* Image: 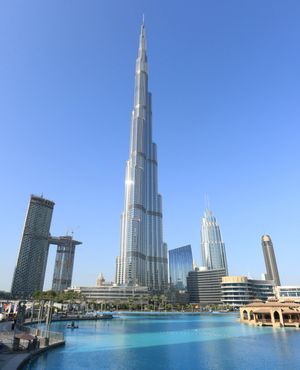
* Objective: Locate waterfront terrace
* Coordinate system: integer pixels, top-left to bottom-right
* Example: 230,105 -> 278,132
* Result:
240,298 -> 300,327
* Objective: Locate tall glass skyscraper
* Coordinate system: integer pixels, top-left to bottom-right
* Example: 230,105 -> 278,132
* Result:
116,22 -> 168,291
261,234 -> 281,286
169,245 -> 193,289
201,208 -> 228,275
11,195 -> 54,298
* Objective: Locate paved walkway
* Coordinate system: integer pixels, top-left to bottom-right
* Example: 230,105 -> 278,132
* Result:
0,352 -> 29,370
0,321 -> 25,370
0,321 -> 64,370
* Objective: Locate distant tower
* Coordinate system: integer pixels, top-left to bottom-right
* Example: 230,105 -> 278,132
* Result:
116,21 -> 168,291
96,273 -> 105,287
169,245 -> 193,289
261,235 -> 281,286
49,235 -> 82,292
11,195 -> 54,298
201,208 -> 228,274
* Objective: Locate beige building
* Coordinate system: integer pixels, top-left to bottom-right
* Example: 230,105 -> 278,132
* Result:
240,298 -> 300,328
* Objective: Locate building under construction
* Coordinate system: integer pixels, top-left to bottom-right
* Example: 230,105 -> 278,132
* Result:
49,235 -> 82,292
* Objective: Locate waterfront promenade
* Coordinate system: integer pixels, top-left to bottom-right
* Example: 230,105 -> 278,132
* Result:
0,321 -> 64,370
0,321 -> 28,370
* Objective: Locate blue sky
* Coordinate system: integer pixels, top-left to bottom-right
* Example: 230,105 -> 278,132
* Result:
1,1 -> 300,291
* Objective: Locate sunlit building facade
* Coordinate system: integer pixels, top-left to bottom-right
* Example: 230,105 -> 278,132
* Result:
66,285 -> 149,303
116,22 -> 168,291
221,276 -> 275,306
261,235 -> 281,286
274,286 -> 300,302
201,208 -> 228,274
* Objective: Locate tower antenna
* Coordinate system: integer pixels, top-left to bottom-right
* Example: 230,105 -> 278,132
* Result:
204,194 -> 211,212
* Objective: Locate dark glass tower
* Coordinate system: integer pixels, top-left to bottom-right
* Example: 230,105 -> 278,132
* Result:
169,245 -> 193,289
49,235 -> 82,292
11,195 -> 54,298
116,22 -> 168,291
261,235 -> 281,286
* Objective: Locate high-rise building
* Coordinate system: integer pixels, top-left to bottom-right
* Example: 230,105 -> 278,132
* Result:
11,195 -> 54,298
261,235 -> 281,286
201,208 -> 228,274
169,245 -> 193,289
50,235 -> 82,292
116,22 -> 168,291
187,267 -> 227,306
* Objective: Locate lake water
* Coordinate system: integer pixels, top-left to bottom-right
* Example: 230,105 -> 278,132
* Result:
25,313 -> 300,370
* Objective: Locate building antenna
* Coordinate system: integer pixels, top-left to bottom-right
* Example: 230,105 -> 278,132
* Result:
204,193 -> 211,212
142,13 -> 145,25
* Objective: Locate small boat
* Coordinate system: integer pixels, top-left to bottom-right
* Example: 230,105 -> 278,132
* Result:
67,321 -> 79,329
67,324 -> 79,329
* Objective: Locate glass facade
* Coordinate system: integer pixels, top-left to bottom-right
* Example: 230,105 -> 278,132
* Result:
50,236 -> 82,292
274,286 -> 300,300
116,23 -> 168,291
169,245 -> 193,289
201,209 -> 228,274
221,276 -> 275,306
11,195 -> 54,298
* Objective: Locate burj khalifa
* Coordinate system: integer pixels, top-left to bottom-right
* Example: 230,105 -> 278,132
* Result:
116,22 -> 168,291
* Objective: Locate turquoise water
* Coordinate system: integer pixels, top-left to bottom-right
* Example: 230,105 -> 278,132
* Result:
25,313 -> 300,370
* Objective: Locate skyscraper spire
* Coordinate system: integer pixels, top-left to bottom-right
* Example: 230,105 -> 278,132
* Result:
116,23 -> 168,291
201,207 -> 228,275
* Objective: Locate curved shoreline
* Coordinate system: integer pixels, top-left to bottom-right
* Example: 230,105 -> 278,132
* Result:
17,341 -> 65,370
0,340 -> 65,370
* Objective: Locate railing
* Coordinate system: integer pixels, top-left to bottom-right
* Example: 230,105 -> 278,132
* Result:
0,331 -> 14,351
283,319 -> 300,324
18,325 -> 64,345
35,329 -> 64,345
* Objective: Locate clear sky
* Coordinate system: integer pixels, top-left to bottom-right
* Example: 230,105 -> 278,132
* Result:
1,0 -> 300,291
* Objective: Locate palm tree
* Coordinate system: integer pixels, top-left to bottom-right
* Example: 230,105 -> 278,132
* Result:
142,295 -> 149,311
128,297 -> 134,311
152,295 -> 158,311
159,294 -> 167,311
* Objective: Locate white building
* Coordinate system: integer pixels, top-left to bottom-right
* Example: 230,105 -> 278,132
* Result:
274,286 -> 300,302
221,276 -> 275,306
66,285 -> 149,303
201,208 -> 228,275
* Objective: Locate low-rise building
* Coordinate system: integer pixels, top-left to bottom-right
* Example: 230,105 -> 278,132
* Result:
65,285 -> 149,303
240,298 -> 300,327
221,276 -> 275,306
167,289 -> 190,305
187,268 -> 226,306
274,286 -> 300,302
